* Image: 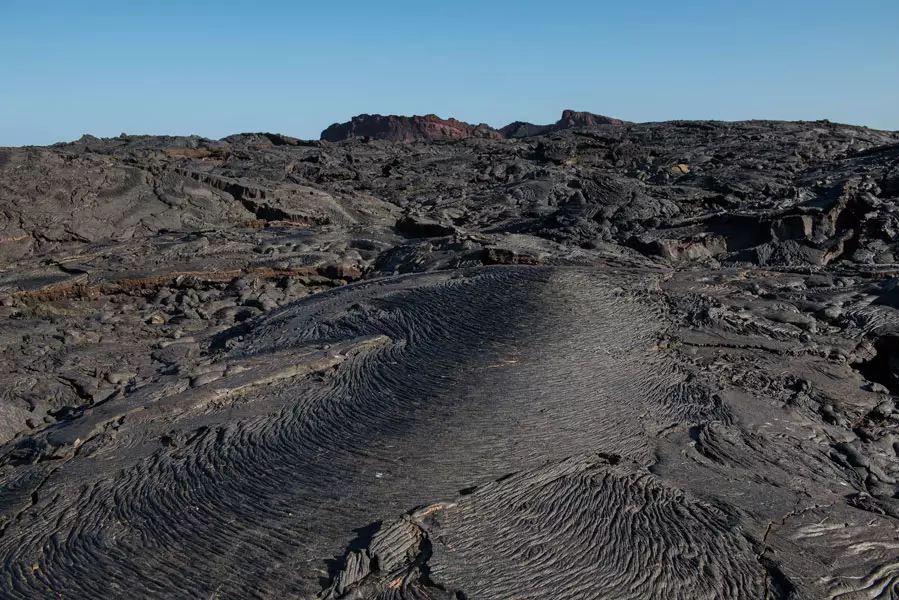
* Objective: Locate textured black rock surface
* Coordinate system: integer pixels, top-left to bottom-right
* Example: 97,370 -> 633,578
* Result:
1,117 -> 899,599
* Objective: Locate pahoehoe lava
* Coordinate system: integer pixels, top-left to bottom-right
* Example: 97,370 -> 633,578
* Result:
0,267 -> 700,597
1,112 -> 899,599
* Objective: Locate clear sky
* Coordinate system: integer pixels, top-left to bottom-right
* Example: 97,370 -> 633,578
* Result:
1,0 -> 897,146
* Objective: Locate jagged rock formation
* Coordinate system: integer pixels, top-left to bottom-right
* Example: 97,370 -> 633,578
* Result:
501,108 -> 627,138
321,110 -> 628,143
320,113 -> 504,142
1,115 -> 899,599
556,108 -> 626,128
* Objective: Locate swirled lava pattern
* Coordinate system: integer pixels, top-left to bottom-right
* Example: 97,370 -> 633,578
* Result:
2,265 -> 895,598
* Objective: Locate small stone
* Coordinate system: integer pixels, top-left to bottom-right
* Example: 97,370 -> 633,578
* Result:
870,382 -> 890,394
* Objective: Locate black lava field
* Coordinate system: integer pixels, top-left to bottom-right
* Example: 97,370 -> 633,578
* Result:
1,114 -> 899,599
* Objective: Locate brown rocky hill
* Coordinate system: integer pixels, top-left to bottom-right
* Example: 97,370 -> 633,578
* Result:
320,113 -> 504,142
322,110 -> 628,142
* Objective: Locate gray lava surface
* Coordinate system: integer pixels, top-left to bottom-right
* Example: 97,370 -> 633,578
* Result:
1,115 -> 899,599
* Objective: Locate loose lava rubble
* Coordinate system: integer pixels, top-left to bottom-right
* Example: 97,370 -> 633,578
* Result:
1,110 -> 899,599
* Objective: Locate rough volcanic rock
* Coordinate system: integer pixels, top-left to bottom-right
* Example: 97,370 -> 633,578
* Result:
498,120 -> 555,138
320,113 -> 504,142
0,115 -> 898,599
501,108 -> 627,138
556,108 -> 626,128
394,214 -> 457,238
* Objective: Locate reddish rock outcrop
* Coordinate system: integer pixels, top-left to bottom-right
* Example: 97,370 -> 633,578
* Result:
323,110 -> 627,143
321,114 -> 504,142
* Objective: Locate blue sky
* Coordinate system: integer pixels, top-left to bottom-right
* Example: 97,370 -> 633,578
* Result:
1,0 -> 897,146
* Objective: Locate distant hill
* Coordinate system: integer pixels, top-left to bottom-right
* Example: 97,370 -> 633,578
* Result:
321,109 -> 628,142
